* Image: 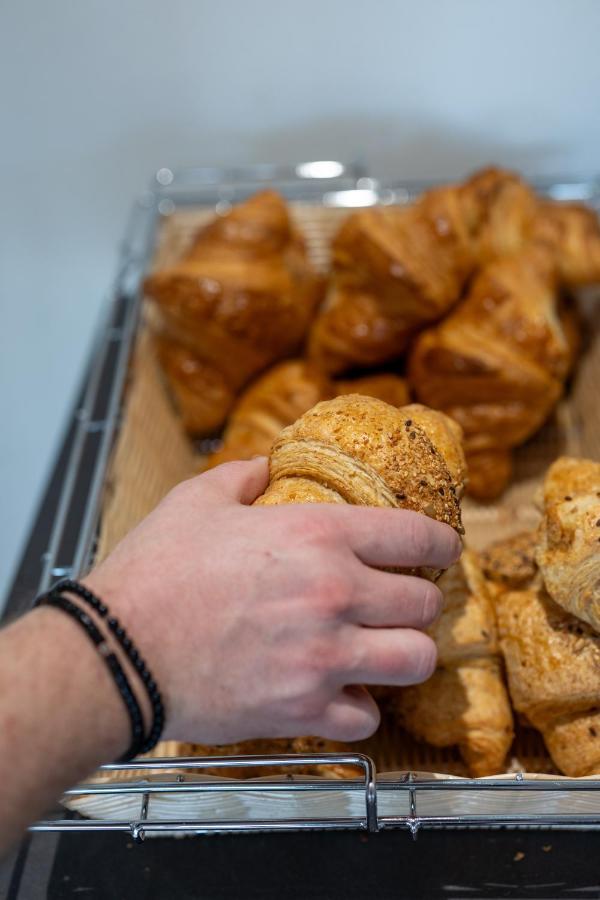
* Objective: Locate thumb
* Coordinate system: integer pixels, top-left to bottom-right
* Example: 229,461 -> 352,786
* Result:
200,457 -> 270,505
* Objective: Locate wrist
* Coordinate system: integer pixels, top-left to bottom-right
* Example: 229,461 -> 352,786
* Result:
81,569 -> 173,742
26,606 -> 131,768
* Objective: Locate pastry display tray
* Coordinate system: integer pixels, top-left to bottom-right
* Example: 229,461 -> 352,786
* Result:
28,162 -> 600,837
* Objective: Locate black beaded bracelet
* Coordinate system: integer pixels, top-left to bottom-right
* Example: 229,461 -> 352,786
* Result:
34,593 -> 145,761
49,579 -> 165,755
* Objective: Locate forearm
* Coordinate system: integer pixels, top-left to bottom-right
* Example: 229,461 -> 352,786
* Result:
0,607 -> 129,854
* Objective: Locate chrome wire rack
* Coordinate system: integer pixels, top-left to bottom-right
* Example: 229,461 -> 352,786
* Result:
30,755 -> 600,839
27,162 -> 600,837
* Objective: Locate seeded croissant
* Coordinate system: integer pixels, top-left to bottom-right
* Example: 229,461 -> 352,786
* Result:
252,393 -> 466,764
255,395 -> 466,572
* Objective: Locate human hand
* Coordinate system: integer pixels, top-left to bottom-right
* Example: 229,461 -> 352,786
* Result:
86,458 -> 461,749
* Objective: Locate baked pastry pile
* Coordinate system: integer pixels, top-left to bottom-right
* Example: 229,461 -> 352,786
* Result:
145,167 -> 600,501
484,457 -> 600,777
141,171 -> 600,779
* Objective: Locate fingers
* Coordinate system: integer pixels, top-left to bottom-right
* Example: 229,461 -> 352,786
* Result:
200,458 -> 270,504
316,685 -> 381,742
335,506 -> 461,570
348,571 -> 443,629
340,628 -> 437,687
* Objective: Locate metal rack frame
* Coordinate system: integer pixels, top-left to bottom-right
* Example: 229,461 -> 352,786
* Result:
30,755 -> 600,838
28,163 -> 600,837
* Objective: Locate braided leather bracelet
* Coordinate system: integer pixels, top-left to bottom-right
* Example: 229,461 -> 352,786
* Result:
35,580 -> 165,758
50,580 -> 165,754
34,592 -> 146,761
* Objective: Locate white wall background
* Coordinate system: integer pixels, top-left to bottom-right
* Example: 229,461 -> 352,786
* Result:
1,0 -> 599,606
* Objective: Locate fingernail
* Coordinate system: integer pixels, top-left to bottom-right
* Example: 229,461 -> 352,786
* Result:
251,454 -> 268,461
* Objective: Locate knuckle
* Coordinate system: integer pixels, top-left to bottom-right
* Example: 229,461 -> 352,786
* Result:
287,693 -> 326,727
296,509 -> 339,547
321,701 -> 380,743
420,582 -> 443,626
378,632 -> 437,684
290,644 -> 328,690
406,516 -> 435,561
412,634 -> 438,682
310,571 -> 352,616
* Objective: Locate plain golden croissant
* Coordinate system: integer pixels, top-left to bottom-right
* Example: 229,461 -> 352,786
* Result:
535,456 -> 600,632
306,167 -> 536,376
457,166 -> 539,263
334,373 -> 410,408
532,201 -> 600,286
396,551 -> 514,776
458,166 -> 600,286
308,165 -> 599,382
409,246 -> 578,500
207,361 -> 410,468
255,395 -> 466,578
145,190 -> 323,435
207,360 -> 335,467
308,185 -> 474,373
154,336 -> 237,436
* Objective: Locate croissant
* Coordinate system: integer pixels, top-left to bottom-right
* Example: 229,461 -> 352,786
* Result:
248,394 -> 465,767
207,360 -> 334,467
308,185 -> 474,373
154,336 -> 236,436
145,190 -> 323,435
309,165 -> 599,383
255,395 -> 466,580
161,398 -> 465,774
409,245 -> 578,499
484,530 -> 600,777
207,361 -> 410,468
535,456 -> 600,632
457,166 -> 539,263
453,166 -> 600,286
532,201 -> 600,286
334,373 -> 410,408
306,167 -> 540,376
496,578 -> 600,777
396,551 -> 514,776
